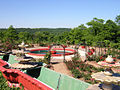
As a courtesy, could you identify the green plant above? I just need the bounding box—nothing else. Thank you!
[71,69,81,78]
[85,66,91,72]
[0,72,23,90]
[97,68,104,72]
[72,55,80,61]
[65,61,75,70]
[44,52,51,64]
[117,56,120,59]
[65,57,104,84]
[84,74,91,80]
[87,55,104,62]
[16,53,25,57]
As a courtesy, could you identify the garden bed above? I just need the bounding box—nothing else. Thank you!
[0,71,23,89]
[65,56,104,84]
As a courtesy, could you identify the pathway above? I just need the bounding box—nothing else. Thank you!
[52,62,73,77]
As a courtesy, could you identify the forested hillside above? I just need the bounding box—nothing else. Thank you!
[0,28,71,34]
[0,15,120,49]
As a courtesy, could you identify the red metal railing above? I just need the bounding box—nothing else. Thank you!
[0,59,53,90]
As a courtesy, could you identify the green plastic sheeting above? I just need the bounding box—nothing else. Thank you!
[38,67,90,90]
[7,54,19,64]
[58,74,90,90]
[0,56,3,59]
[43,63,47,66]
[38,67,61,90]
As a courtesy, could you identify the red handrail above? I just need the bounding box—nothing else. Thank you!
[0,59,53,90]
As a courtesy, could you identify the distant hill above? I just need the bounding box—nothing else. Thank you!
[0,28,71,34]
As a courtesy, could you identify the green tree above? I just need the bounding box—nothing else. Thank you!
[34,32,44,44]
[3,25,18,43]
[18,32,32,43]
[115,15,120,25]
[102,20,118,42]
[87,18,104,36]
[69,24,86,44]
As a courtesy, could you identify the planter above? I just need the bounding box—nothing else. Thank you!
[62,45,67,48]
[105,55,114,63]
[89,49,95,53]
[48,46,51,49]
[81,46,85,49]
[7,81,20,88]
[50,51,56,54]
[2,70,18,83]
[113,57,116,60]
[88,52,93,56]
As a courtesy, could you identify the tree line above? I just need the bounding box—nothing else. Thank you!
[0,15,120,49]
[0,28,71,34]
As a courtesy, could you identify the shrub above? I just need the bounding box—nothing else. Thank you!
[44,52,51,64]
[65,56,104,84]
[0,72,23,90]
[71,69,81,78]
[65,61,75,70]
[87,55,104,62]
[117,56,120,59]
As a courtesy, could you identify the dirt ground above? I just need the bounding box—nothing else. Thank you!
[52,62,73,76]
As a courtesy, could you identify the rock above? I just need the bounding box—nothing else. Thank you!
[87,84,102,90]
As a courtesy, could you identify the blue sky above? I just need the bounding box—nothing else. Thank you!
[0,0,120,28]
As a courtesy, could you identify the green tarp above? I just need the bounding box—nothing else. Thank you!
[0,56,3,59]
[8,54,19,64]
[38,67,61,89]
[58,74,90,90]
[38,67,90,90]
